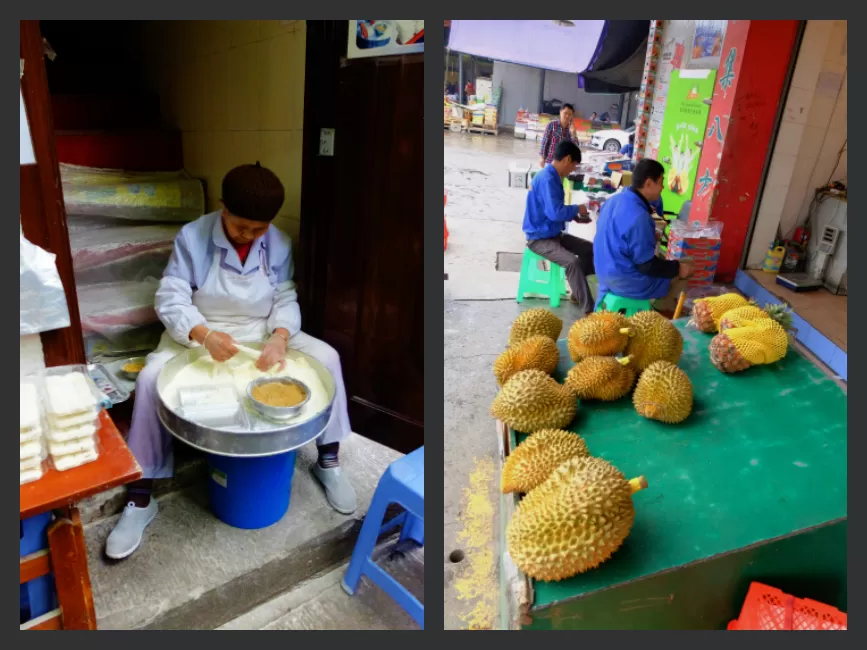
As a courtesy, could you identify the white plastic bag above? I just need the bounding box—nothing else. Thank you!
[20,224,71,335]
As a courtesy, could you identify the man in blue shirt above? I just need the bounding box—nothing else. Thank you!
[524,141,595,314]
[593,159,694,312]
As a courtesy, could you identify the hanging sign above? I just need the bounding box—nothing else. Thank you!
[347,21,424,59]
[20,88,35,165]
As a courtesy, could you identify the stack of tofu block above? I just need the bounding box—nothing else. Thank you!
[20,381,46,485]
[44,372,101,471]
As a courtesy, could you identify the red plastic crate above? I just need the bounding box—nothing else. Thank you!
[728,582,846,631]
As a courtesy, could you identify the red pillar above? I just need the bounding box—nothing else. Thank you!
[689,20,800,283]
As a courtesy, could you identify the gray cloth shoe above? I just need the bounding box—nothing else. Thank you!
[312,464,357,515]
[105,499,158,560]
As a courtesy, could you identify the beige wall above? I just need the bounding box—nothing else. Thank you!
[746,20,847,268]
[141,21,306,243]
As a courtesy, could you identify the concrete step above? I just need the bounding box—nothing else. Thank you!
[83,434,401,630]
[218,543,424,630]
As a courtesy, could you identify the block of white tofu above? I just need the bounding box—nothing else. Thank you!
[48,409,99,430]
[20,426,43,444]
[21,454,44,472]
[52,448,99,472]
[44,372,99,417]
[46,422,97,444]
[20,466,44,485]
[20,440,43,461]
[20,382,40,431]
[48,435,97,457]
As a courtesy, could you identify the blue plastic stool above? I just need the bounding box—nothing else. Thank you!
[206,451,296,529]
[342,447,424,629]
[517,248,567,307]
[20,513,57,623]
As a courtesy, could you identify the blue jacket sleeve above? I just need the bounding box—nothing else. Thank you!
[541,173,579,224]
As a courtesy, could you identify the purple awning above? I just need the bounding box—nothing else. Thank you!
[448,20,606,74]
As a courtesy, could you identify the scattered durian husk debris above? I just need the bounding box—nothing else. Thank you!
[566,310,631,361]
[691,293,750,333]
[509,308,563,347]
[501,429,589,494]
[490,369,577,433]
[565,355,636,402]
[624,310,683,371]
[709,318,790,373]
[493,335,559,386]
[633,360,694,424]
[507,455,648,581]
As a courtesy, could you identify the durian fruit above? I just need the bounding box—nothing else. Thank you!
[719,303,793,333]
[625,310,683,371]
[501,429,589,494]
[491,370,577,433]
[633,360,694,424]
[691,293,750,333]
[709,318,790,374]
[507,455,648,581]
[493,335,560,386]
[509,308,563,347]
[566,311,631,361]
[564,356,636,401]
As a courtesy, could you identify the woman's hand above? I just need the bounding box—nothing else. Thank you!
[203,331,240,362]
[256,332,288,372]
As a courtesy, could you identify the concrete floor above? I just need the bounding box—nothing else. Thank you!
[443,131,587,629]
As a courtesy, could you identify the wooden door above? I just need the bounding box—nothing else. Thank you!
[299,22,424,454]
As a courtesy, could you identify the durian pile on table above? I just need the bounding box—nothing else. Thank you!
[492,297,847,630]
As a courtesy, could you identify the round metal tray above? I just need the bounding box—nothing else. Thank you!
[156,344,335,458]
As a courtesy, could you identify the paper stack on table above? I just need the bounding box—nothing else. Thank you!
[20,381,47,485]
[44,372,101,472]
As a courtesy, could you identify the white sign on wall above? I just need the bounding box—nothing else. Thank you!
[347,21,424,59]
[20,88,35,165]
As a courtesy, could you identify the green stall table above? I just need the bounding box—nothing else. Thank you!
[497,320,847,630]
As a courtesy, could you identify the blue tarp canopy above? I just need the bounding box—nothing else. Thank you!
[448,20,650,93]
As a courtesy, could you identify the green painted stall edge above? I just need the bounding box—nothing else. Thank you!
[523,518,846,630]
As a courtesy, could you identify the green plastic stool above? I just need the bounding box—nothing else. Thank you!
[517,248,567,307]
[596,292,652,317]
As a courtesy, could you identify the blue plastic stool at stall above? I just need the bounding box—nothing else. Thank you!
[20,512,57,624]
[342,446,424,629]
[206,451,296,529]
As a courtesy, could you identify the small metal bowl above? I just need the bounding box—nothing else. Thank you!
[118,357,147,381]
[246,377,311,421]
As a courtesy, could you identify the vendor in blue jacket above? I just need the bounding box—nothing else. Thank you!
[593,159,694,312]
[523,141,595,314]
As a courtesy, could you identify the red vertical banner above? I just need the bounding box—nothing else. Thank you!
[690,20,800,282]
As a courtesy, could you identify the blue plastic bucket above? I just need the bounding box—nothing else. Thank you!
[206,451,296,529]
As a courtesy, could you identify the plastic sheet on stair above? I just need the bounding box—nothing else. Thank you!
[68,215,180,284]
[77,278,161,340]
[60,163,205,222]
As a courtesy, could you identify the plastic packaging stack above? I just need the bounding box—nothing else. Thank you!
[20,380,47,485]
[44,370,102,472]
[59,163,205,362]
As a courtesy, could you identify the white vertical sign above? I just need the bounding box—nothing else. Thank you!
[20,88,35,165]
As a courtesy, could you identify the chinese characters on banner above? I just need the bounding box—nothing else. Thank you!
[690,20,748,226]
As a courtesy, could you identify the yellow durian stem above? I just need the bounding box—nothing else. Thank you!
[619,327,634,337]
[628,476,649,494]
[618,356,632,366]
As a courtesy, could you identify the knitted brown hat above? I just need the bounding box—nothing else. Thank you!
[221,162,285,222]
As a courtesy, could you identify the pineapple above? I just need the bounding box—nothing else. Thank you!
[691,293,750,333]
[719,303,793,333]
[709,318,790,373]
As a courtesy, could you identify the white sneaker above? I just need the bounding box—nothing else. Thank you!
[105,499,158,560]
[311,465,357,515]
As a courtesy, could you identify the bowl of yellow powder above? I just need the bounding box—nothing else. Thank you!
[246,377,311,420]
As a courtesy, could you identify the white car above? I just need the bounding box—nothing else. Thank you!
[589,125,635,153]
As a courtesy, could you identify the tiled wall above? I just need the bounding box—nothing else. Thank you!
[140,21,307,244]
[746,20,847,268]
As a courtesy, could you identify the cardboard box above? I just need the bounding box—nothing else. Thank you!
[508,163,532,189]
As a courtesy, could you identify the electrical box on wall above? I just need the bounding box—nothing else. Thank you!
[319,128,335,157]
